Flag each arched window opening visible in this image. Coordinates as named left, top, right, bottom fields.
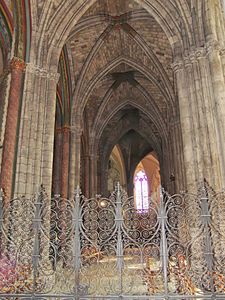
left=134, top=152, right=161, bottom=211
left=134, top=170, right=149, bottom=211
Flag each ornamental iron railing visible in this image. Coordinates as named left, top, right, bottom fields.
left=0, top=182, right=224, bottom=299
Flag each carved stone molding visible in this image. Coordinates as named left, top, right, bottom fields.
left=205, top=39, right=221, bottom=55
left=171, top=60, right=184, bottom=73
left=26, top=63, right=60, bottom=82
left=172, top=40, right=223, bottom=72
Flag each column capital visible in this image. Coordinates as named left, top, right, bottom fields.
left=205, top=39, right=221, bottom=55
left=26, top=63, right=60, bottom=82
left=172, top=47, right=207, bottom=70
left=171, top=60, right=184, bottom=73
left=10, top=57, right=26, bottom=71
left=172, top=41, right=222, bottom=71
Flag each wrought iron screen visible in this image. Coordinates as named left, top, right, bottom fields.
left=0, top=183, right=224, bottom=299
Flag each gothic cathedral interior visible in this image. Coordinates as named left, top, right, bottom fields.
left=0, top=0, right=225, bottom=299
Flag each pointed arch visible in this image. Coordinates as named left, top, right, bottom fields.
left=45, top=0, right=192, bottom=70
left=56, top=45, right=73, bottom=128
left=71, top=55, right=175, bottom=123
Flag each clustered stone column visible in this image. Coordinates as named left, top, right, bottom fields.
left=172, top=42, right=225, bottom=192
left=52, top=129, right=63, bottom=195
left=68, top=125, right=82, bottom=199
left=14, top=63, right=60, bottom=198
left=61, top=126, right=70, bottom=198
left=207, top=42, right=225, bottom=184
left=168, top=116, right=186, bottom=193
left=0, top=57, right=26, bottom=202
left=89, top=154, right=98, bottom=197
left=83, top=155, right=90, bottom=198
left=173, top=42, right=225, bottom=277
left=52, top=125, right=71, bottom=198
left=0, top=67, right=11, bottom=157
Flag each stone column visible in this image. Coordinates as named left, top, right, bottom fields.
left=207, top=41, right=225, bottom=187
left=169, top=117, right=186, bottom=193
left=0, top=67, right=11, bottom=160
left=174, top=58, right=200, bottom=191
left=52, top=129, right=63, bottom=195
left=173, top=46, right=224, bottom=192
left=161, top=138, right=173, bottom=193
left=206, top=44, right=225, bottom=252
left=40, top=71, right=60, bottom=197
left=0, top=57, right=26, bottom=202
left=61, top=126, right=70, bottom=198
left=83, top=155, right=90, bottom=198
left=14, top=63, right=60, bottom=197
left=90, top=154, right=98, bottom=197
left=68, top=126, right=82, bottom=199
left=220, top=48, right=225, bottom=82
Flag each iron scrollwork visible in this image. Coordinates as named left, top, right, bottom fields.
left=0, top=183, right=224, bottom=299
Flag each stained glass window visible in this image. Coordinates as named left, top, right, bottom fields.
left=134, top=170, right=149, bottom=211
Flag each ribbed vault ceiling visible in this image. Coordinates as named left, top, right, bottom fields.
left=65, top=0, right=176, bottom=160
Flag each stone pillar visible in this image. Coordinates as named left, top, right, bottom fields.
left=61, top=126, right=70, bottom=198
left=52, top=129, right=63, bottom=195
left=169, top=117, right=186, bottom=193
left=220, top=49, right=225, bottom=81
left=14, top=63, right=60, bottom=197
left=41, top=71, right=60, bottom=197
left=90, top=154, right=98, bottom=197
left=83, top=155, right=90, bottom=198
left=68, top=126, right=82, bottom=199
left=173, top=46, right=223, bottom=191
left=207, top=41, right=225, bottom=187
left=161, top=138, right=173, bottom=193
left=0, top=68, right=11, bottom=156
left=0, top=57, right=26, bottom=202
left=96, top=156, right=101, bottom=195
left=173, top=44, right=225, bottom=280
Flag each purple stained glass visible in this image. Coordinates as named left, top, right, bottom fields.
left=134, top=170, right=149, bottom=211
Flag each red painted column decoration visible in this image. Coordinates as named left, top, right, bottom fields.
left=61, top=126, right=70, bottom=198
left=0, top=57, right=26, bottom=203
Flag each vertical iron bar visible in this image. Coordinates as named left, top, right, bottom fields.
left=115, top=182, right=124, bottom=296
left=159, top=188, right=168, bottom=296
left=32, top=187, right=42, bottom=296
left=73, top=186, right=81, bottom=300
left=200, top=183, right=214, bottom=294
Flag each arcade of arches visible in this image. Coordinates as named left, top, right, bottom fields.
left=0, top=0, right=225, bottom=200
